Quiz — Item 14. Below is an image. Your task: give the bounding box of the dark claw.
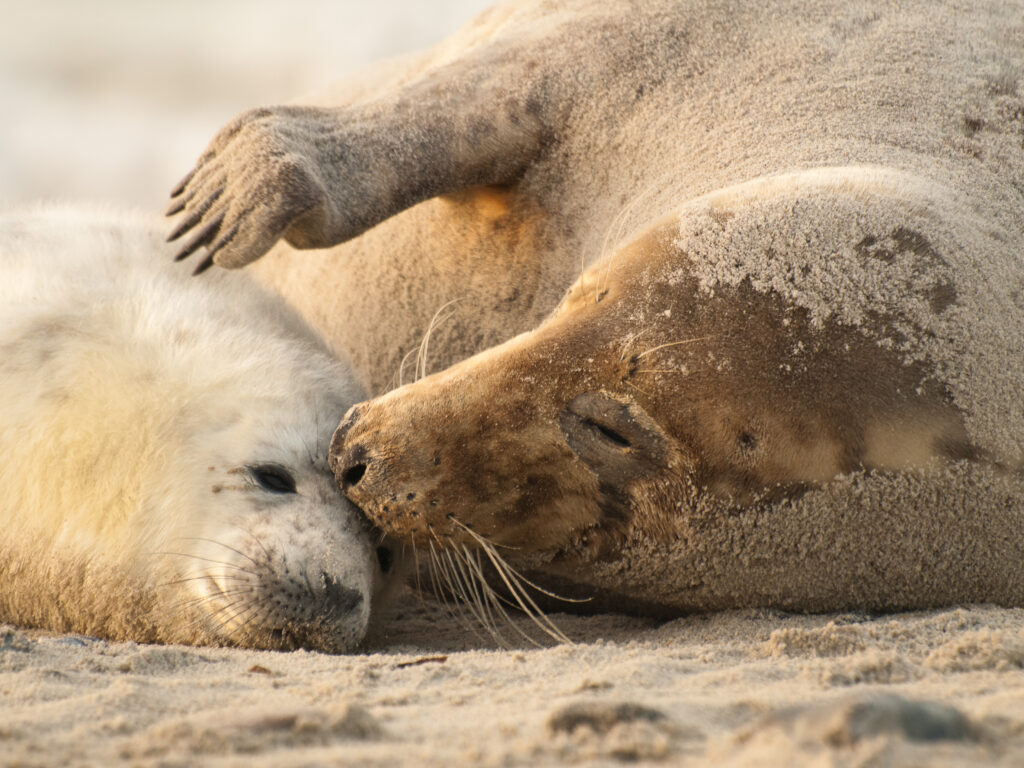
[206,224,239,259]
[167,211,201,242]
[170,168,197,198]
[192,253,216,275]
[173,215,223,262]
[165,196,187,217]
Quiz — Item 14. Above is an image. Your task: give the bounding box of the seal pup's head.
[0,207,401,651]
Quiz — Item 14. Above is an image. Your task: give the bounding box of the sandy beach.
[6,592,1024,766]
[3,2,1024,765]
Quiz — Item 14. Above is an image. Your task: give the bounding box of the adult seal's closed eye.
[0,206,400,651]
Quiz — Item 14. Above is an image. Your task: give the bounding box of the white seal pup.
[0,206,398,651]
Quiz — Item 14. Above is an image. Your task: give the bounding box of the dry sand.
[4,2,1024,766]
[6,592,1024,766]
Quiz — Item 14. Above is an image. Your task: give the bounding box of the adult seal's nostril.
[330,403,364,451]
[340,459,368,490]
[331,441,370,491]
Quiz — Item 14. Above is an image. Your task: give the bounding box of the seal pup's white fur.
[0,205,396,651]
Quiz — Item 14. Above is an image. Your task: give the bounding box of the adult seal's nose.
[329,403,370,490]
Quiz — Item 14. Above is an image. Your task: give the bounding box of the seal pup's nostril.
[320,571,364,615]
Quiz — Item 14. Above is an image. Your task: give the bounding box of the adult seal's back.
[0,206,398,651]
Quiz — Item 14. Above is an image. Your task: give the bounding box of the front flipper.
[167,57,548,273]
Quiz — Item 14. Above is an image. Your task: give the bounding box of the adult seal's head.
[0,206,401,652]
[330,169,1024,615]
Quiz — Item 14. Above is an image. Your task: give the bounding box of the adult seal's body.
[0,206,397,651]
[170,0,1024,616]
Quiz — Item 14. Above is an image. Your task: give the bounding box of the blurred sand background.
[4,2,1024,766]
[0,0,492,209]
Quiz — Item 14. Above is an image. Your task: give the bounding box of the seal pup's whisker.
[171,584,255,616]
[157,574,248,590]
[176,591,255,640]
[243,529,277,567]
[152,552,261,579]
[221,600,268,640]
[178,537,263,568]
[213,592,266,633]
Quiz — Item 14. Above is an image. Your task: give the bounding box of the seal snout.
[334,443,369,492]
[329,403,370,490]
[319,571,364,617]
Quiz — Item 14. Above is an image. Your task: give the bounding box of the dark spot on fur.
[856,234,893,263]
[615,355,639,382]
[856,228,946,267]
[928,281,958,313]
[738,432,757,453]
[892,227,943,264]
[525,97,544,119]
[962,115,984,136]
[211,485,223,494]
[936,435,979,462]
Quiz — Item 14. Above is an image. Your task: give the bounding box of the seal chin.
[194,554,372,653]
[183,498,380,653]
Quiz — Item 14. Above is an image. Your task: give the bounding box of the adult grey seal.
[168,0,1024,618]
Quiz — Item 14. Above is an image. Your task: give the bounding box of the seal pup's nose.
[319,571,364,616]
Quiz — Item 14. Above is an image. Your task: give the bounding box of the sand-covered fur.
[0,206,396,651]
[170,0,1023,616]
